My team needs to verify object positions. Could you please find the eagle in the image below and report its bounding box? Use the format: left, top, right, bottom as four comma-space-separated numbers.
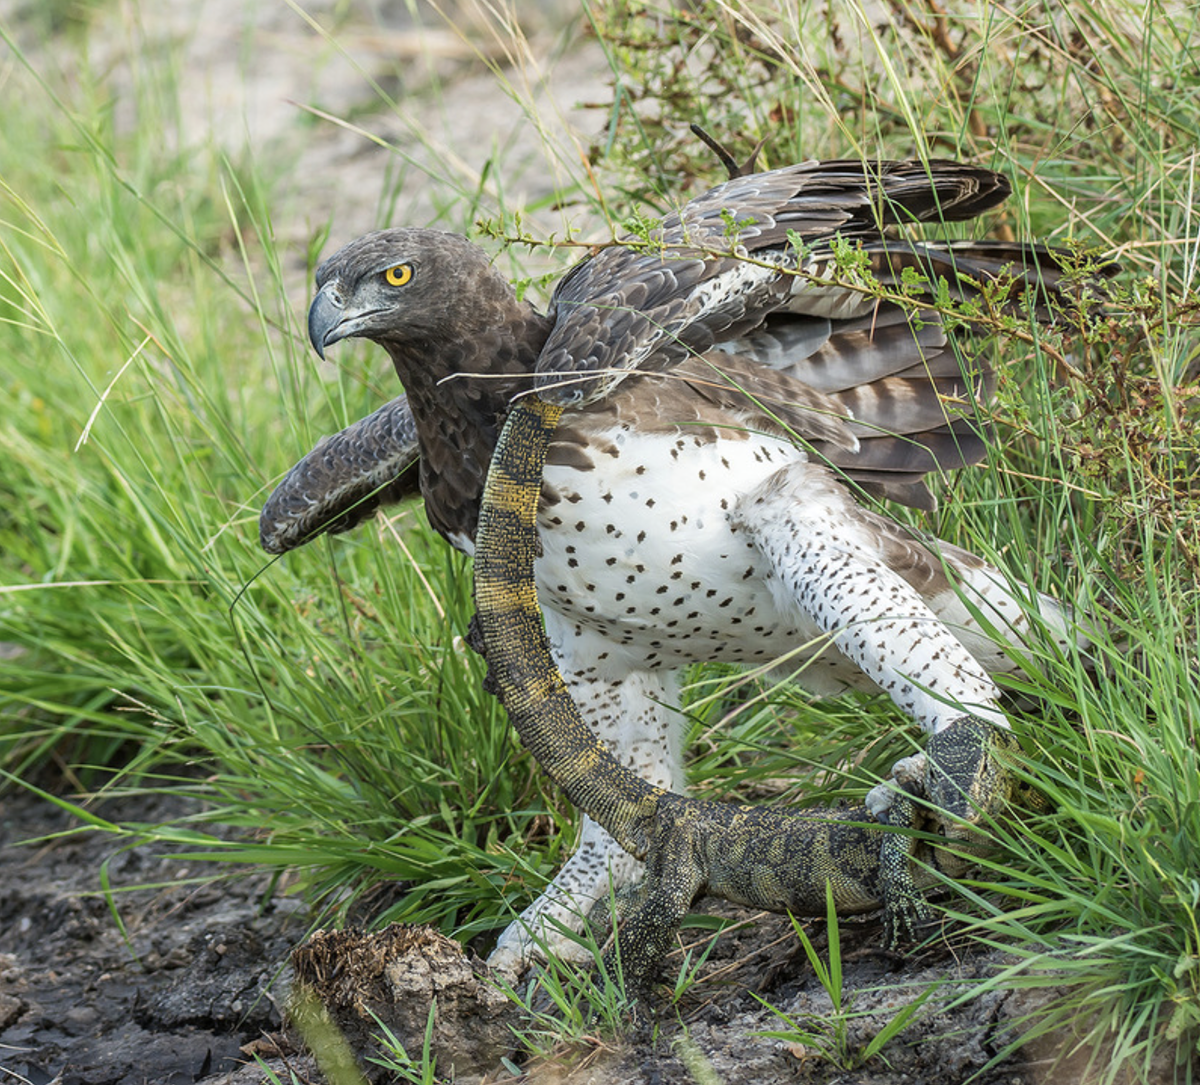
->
261, 155, 1089, 972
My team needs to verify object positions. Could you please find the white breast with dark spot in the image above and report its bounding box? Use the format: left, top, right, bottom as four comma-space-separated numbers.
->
534, 425, 864, 689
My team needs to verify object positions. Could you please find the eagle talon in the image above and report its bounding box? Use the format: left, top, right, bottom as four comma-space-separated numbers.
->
923, 717, 1020, 875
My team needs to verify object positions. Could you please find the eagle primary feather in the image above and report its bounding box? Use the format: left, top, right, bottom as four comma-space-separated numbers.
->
262, 156, 1094, 970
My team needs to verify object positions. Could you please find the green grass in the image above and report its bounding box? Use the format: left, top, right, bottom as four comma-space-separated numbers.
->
2, 1, 1199, 1081
758, 886, 939, 1070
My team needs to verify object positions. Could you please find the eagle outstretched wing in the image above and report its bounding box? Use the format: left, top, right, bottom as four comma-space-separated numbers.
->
260, 158, 1110, 550
532, 160, 1013, 405
260, 392, 420, 555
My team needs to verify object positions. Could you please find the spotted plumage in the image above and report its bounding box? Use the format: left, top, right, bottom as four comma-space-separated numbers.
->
261, 156, 1097, 971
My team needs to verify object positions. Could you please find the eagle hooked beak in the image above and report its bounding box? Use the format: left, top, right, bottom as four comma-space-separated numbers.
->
307, 283, 347, 361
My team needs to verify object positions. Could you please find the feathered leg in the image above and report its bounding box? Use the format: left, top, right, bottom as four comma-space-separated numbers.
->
734, 462, 1010, 732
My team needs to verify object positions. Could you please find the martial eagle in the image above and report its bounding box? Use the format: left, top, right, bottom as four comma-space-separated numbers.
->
261, 156, 1091, 970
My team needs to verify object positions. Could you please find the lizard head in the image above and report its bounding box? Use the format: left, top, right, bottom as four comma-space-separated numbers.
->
924, 716, 1022, 866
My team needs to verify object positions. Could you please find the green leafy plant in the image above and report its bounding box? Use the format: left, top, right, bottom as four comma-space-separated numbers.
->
368, 1003, 444, 1085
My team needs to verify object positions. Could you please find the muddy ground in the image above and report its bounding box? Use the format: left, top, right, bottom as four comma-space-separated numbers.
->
0, 786, 310, 1085
2, 781, 1086, 1085
0, 3, 1123, 1083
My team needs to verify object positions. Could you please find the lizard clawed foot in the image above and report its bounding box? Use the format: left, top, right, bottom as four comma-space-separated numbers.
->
881, 900, 940, 950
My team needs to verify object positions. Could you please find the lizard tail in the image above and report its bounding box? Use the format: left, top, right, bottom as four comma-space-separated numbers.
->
473, 396, 661, 857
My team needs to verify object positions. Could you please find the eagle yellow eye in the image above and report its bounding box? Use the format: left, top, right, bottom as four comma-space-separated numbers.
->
384, 264, 413, 287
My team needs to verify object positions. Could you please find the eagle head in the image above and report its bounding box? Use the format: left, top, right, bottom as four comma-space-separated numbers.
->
307, 227, 507, 360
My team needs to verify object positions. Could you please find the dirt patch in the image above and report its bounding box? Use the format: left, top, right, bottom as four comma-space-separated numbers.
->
0, 786, 320, 1084
11, 771, 1153, 1085
2, 783, 1071, 1085
285, 900, 1057, 1085
284, 900, 1069, 1085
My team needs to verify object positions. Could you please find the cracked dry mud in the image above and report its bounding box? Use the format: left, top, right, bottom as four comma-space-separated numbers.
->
0, 788, 313, 1085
